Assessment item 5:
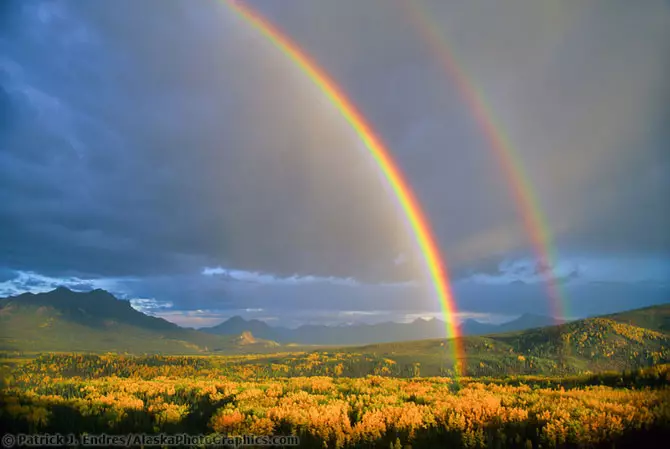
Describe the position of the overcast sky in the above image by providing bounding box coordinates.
[1,0,668,328]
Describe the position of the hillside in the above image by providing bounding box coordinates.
[0,288,278,354]
[605,303,670,333]
[333,309,670,376]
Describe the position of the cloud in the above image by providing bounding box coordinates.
[0,270,102,297]
[201,267,359,286]
[414,0,670,256]
[201,267,226,276]
[0,0,423,283]
[463,257,582,286]
[0,1,667,324]
[128,297,174,314]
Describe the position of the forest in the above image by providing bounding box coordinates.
[1,353,669,448]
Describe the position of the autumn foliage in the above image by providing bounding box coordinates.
[1,354,669,448]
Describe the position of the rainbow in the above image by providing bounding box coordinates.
[402,2,567,322]
[225,1,465,374]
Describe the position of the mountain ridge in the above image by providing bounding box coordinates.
[201,311,562,345]
[0,288,279,354]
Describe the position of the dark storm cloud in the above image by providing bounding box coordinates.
[1,0,668,323]
[0,268,17,283]
[0,0,414,281]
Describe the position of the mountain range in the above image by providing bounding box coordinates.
[201,313,562,345]
[0,288,668,375]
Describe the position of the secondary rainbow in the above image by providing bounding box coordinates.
[225,0,465,373]
[402,2,567,321]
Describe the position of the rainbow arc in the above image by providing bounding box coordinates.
[225,0,465,374]
[402,2,567,322]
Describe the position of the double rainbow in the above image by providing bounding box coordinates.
[402,2,567,322]
[225,1,465,373]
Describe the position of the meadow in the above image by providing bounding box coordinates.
[1,353,669,448]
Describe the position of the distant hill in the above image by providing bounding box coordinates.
[0,288,278,354]
[605,303,670,333]
[337,304,670,376]
[202,312,560,345]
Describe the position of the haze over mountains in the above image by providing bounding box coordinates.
[0,287,562,347]
[201,312,561,345]
[0,287,667,347]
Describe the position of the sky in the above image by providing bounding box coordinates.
[1,0,668,329]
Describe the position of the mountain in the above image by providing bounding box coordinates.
[498,313,560,332]
[0,288,278,354]
[213,316,277,337]
[459,319,499,336]
[203,312,561,345]
[2,287,179,331]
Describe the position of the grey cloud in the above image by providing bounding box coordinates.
[419,0,670,256]
[1,0,420,282]
[0,0,667,323]
[252,0,670,261]
[0,269,17,283]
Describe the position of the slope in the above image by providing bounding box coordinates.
[333,304,670,376]
[605,303,670,333]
